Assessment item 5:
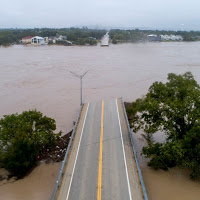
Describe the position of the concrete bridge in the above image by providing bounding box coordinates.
[52,99,148,200]
[101,32,109,46]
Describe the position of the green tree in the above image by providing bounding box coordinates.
[127,72,200,179]
[183,35,195,41]
[112,38,118,44]
[86,38,97,45]
[0,110,61,178]
[0,31,16,46]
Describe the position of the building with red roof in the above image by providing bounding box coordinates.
[22,36,34,44]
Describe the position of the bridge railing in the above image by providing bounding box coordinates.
[51,104,83,200]
[122,99,148,200]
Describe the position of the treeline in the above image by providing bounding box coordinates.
[110,29,146,43]
[0,31,18,46]
[1,27,200,46]
[0,27,107,46]
[110,29,200,43]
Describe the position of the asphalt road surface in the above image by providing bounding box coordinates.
[58,99,144,200]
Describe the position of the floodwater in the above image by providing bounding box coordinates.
[0,163,61,200]
[1,42,200,199]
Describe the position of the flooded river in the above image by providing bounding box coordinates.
[0,42,200,199]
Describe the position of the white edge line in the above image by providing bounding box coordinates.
[115,98,132,200]
[66,103,90,200]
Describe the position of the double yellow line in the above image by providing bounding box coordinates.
[97,100,104,200]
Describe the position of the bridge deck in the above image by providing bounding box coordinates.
[56,99,144,200]
[101,33,109,46]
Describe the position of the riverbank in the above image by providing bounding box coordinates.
[0,162,61,200]
[37,130,72,163]
[2,40,200,48]
[0,131,72,185]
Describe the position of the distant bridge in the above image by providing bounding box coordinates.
[52,98,148,200]
[101,32,109,46]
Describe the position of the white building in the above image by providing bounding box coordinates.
[31,36,45,45]
[147,34,161,41]
[55,35,67,41]
[160,35,183,41]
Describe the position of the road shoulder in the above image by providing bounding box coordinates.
[117,99,144,200]
[56,103,88,200]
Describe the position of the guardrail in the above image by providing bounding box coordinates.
[51,104,83,200]
[121,99,148,200]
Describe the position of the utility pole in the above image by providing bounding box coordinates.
[69,70,89,106]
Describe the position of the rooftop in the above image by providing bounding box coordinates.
[32,36,45,39]
[22,36,34,39]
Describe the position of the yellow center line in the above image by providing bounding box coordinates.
[97,100,104,200]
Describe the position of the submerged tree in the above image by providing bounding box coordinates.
[127,72,200,179]
[0,110,61,178]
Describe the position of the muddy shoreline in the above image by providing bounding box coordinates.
[0,162,61,200]
[0,130,72,185]
[37,130,72,163]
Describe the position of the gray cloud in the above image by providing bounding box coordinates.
[0,0,200,30]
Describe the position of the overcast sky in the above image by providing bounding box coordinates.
[0,0,200,30]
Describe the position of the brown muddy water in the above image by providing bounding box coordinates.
[0,43,200,199]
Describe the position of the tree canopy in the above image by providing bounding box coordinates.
[0,28,106,46]
[1,28,200,46]
[109,29,200,43]
[0,110,61,178]
[127,72,200,179]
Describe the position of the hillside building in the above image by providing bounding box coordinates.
[31,36,45,45]
[22,36,34,44]
[147,34,161,42]
[160,35,183,41]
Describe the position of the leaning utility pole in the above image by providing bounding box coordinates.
[69,70,89,106]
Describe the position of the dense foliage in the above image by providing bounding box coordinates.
[110,29,200,42]
[0,27,106,46]
[110,29,146,42]
[127,72,200,179]
[0,31,17,46]
[1,27,200,46]
[0,110,61,178]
